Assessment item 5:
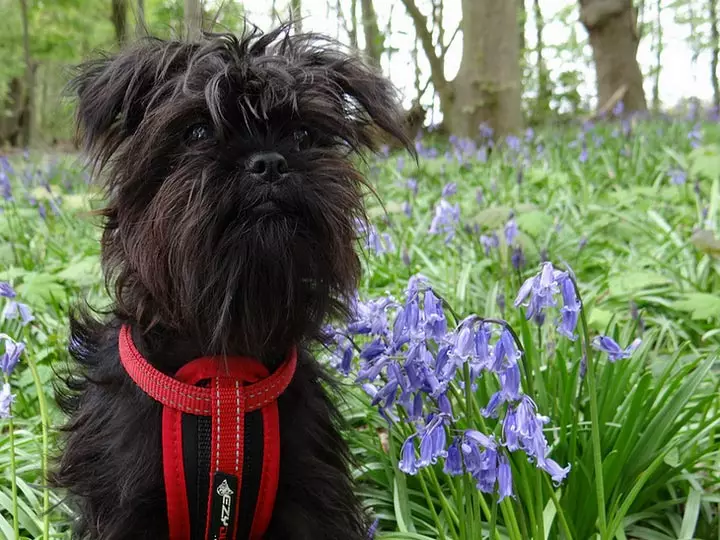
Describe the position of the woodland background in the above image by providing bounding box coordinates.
[1,0,719,148]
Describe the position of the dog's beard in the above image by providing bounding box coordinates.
[103,153,363,358]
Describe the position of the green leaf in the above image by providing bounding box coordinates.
[671,293,720,320]
[689,145,720,180]
[678,490,701,539]
[16,272,67,306]
[55,256,101,288]
[515,210,554,237]
[608,271,671,296]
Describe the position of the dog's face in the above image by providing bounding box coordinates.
[73,27,409,358]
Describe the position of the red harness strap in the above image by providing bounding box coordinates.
[118,325,297,540]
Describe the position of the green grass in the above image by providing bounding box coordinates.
[1,115,719,539]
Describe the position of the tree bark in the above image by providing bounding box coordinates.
[18,0,33,147]
[652,0,662,111]
[185,0,202,41]
[711,0,720,111]
[360,0,383,66]
[579,0,647,113]
[136,0,146,37]
[111,0,129,45]
[446,0,523,138]
[534,0,551,117]
[518,0,526,56]
[291,0,302,32]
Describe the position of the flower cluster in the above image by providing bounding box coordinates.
[328,274,571,501]
[0,282,30,419]
[356,219,395,255]
[428,199,460,243]
[514,262,581,340]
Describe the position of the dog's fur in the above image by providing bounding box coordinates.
[51,25,409,540]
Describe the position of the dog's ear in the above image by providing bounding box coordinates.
[69,40,191,166]
[289,37,414,154]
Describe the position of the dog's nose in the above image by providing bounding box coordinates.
[246,152,288,181]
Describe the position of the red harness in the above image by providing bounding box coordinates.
[118,325,297,540]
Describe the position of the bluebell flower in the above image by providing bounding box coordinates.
[0,383,14,419]
[2,299,34,325]
[0,282,16,298]
[505,135,521,152]
[689,123,702,148]
[403,201,412,217]
[418,414,448,466]
[497,455,513,501]
[422,290,447,341]
[612,101,624,117]
[492,329,521,372]
[668,169,687,185]
[479,123,494,140]
[477,147,488,162]
[511,246,525,270]
[496,293,506,314]
[482,363,521,418]
[480,233,499,255]
[472,323,493,374]
[591,336,642,362]
[539,457,571,485]
[442,182,457,197]
[1,336,25,376]
[429,199,460,243]
[579,144,588,163]
[367,518,379,539]
[504,218,518,245]
[347,296,393,336]
[474,446,498,494]
[514,262,564,321]
[444,438,464,475]
[406,178,418,195]
[399,435,418,475]
[525,127,535,141]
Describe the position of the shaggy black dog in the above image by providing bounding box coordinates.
[52,25,409,540]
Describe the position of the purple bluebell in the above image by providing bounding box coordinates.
[668,169,687,185]
[591,336,642,362]
[514,262,565,321]
[480,233,499,255]
[525,127,535,141]
[477,147,488,163]
[578,236,588,250]
[0,383,14,419]
[2,300,34,325]
[479,123,494,140]
[612,101,625,117]
[429,199,460,242]
[444,438,464,475]
[579,144,588,163]
[474,446,498,494]
[475,189,484,205]
[442,182,457,197]
[492,328,521,372]
[402,248,411,267]
[406,178,418,195]
[403,201,412,217]
[689,124,702,148]
[347,296,393,336]
[367,518,379,539]
[1,337,25,376]
[505,135,521,152]
[418,414,448,466]
[0,282,16,298]
[504,218,518,245]
[471,323,493,374]
[540,458,571,485]
[497,455,513,501]
[396,156,405,171]
[399,435,419,475]
[422,289,447,341]
[511,246,525,270]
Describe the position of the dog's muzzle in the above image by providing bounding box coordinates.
[118,325,297,540]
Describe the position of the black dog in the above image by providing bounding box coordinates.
[52,25,409,540]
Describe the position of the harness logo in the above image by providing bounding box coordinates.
[209,473,238,540]
[217,480,234,527]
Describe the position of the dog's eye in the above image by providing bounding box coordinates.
[186,123,212,142]
[294,129,311,150]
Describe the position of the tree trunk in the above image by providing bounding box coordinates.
[579,0,647,113]
[534,0,551,117]
[185,0,202,41]
[291,0,302,33]
[349,0,358,49]
[446,0,523,138]
[18,0,33,147]
[111,0,129,46]
[710,0,720,111]
[137,0,146,37]
[518,0,526,56]
[360,0,383,66]
[652,0,662,111]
